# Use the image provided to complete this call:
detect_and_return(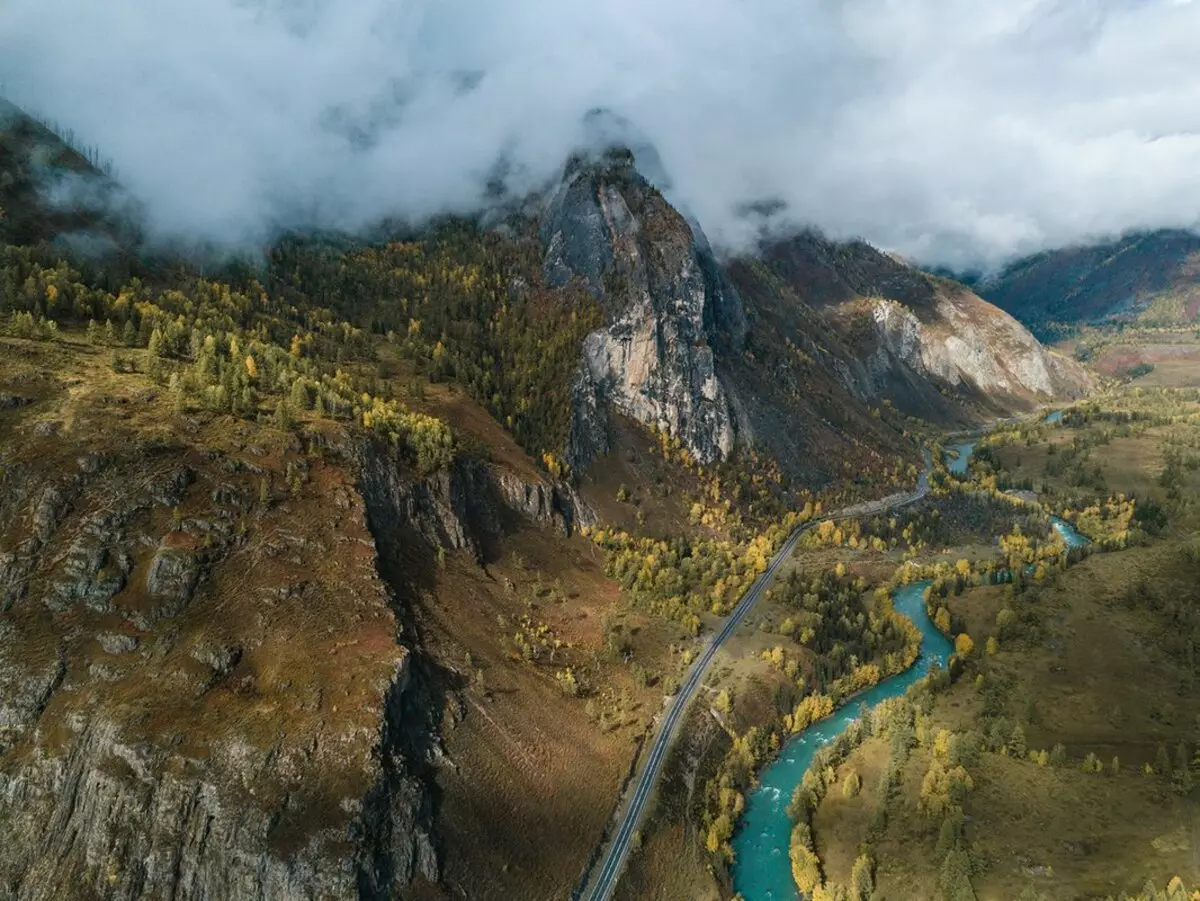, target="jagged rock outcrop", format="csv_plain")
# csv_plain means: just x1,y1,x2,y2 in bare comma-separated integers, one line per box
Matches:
43,511,131,613
0,365,604,901
0,712,403,901
0,638,65,753
141,543,201,619
358,443,593,555
494,469,595,535
540,150,1088,480
541,149,746,472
